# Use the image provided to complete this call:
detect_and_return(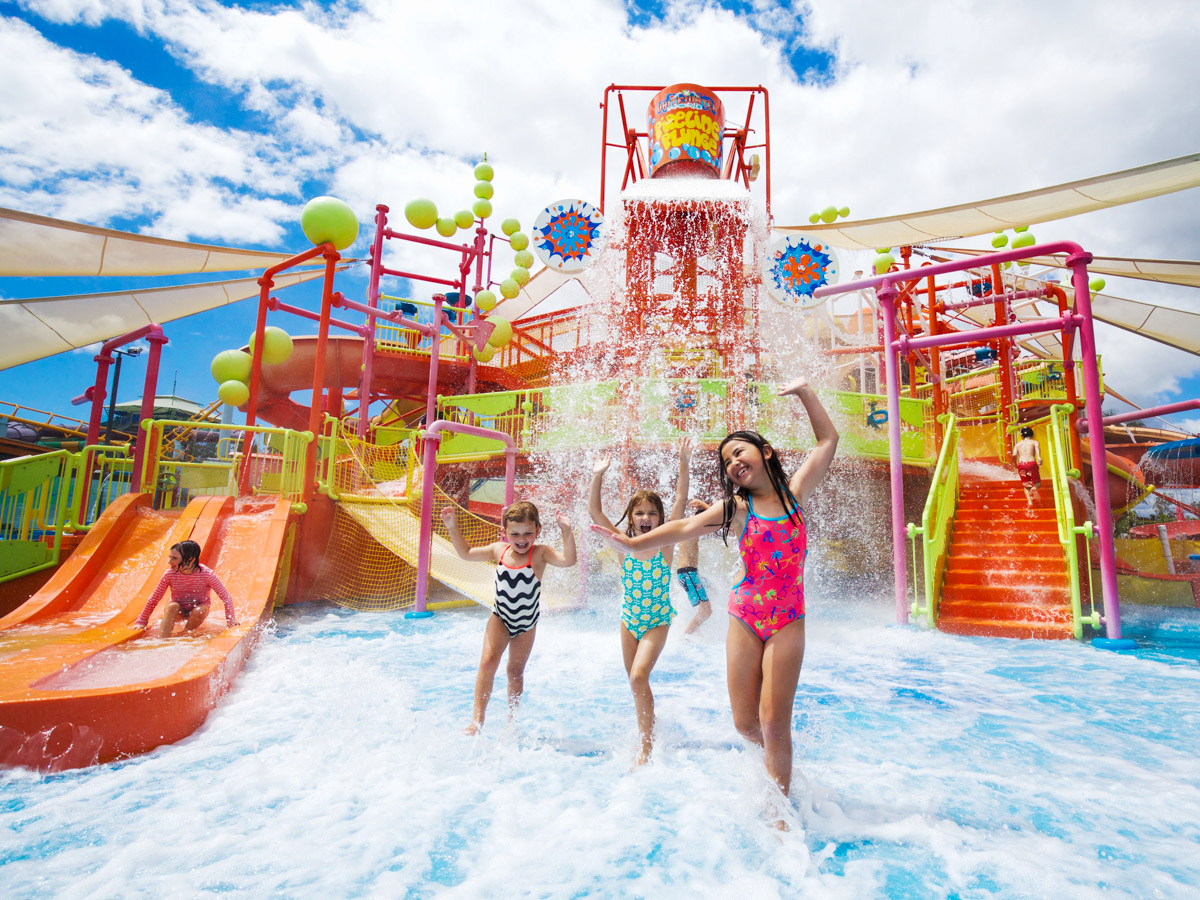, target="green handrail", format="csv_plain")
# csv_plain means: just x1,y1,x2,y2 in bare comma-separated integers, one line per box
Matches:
0,450,72,583
906,413,959,626
1046,402,1100,638
65,444,132,532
